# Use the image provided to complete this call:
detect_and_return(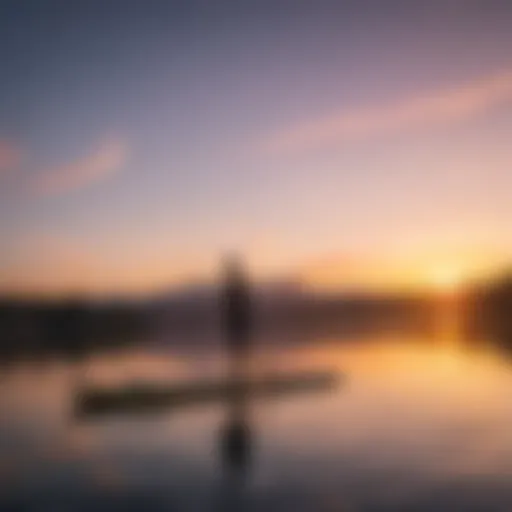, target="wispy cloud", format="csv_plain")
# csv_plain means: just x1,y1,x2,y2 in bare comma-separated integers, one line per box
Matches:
0,139,22,174
267,70,512,153
31,137,128,196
